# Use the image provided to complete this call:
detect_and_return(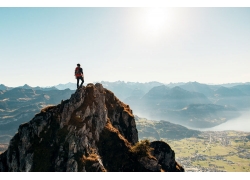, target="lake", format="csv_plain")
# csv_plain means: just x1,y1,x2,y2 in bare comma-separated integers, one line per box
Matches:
189,110,250,132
